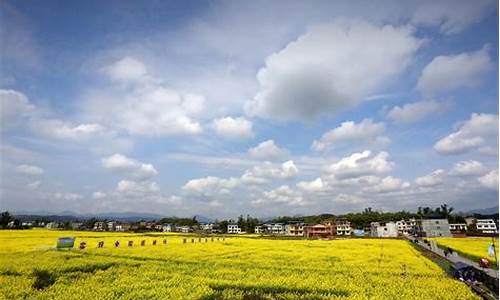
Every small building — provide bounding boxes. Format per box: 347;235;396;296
285;222;304;236
46;222;60;229
177;225;191;233
93;221;106;231
396;219;416;235
115;223;131;232
162;224;174;232
414;218;451;237
254;225;264;234
200;223;214;231
476;219;498;234
227;224;241;234
107;221;116;231
70;222;83;230
370;222;398;238
335;219;351;236
303;223;335;239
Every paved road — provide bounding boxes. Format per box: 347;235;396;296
413;238;499;279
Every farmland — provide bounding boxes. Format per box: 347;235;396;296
430;237;499;266
0;229;480;300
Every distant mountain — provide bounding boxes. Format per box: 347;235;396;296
467;206;499;216
193;215;214;223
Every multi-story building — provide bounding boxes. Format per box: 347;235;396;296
227;224;241;234
449;223;467;232
200;223;214;231
414;218;451;237
115;223;131;232
476;219;498;234
254;225;264;234
285;222;304;236
93;221;105;231
335;219;351;236
107;221;116;231
303;223;335;239
370;222;398;238
162;224;174;232
176;225;191;233
396;218;416;235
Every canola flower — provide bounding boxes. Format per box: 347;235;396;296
0;229;480;299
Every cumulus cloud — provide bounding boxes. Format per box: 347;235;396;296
54;192;84;201
386;100;445;123
116;180;160;197
312;119;389;151
0;89;34;128
417;46;493;96
367;176;410;193
33;119;105;142
212;116;254;139
297;177;325;193
183;176;239;197
92;191;107;200
245;21;423;121
102;154;158;180
103;57;147;82
478;170;498;190
84;58;204;136
251;185;306;207
434;113;498;155
450;160;487;176
415;169;445;187
242;160;298;184
248;140;288;160
16;164;44;176
326;151;394;180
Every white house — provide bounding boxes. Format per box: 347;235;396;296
162;224;173;232
335;220;351;236
227;224;241;234
255;225;264;234
177;225;191;233
396;219;416;235
285;223;304;236
371;222;398;238
200;223;214;231
476;219;498;234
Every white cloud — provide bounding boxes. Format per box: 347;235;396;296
450;160;487;176
33;119;105;142
251;185;306;207
415;169;445;187
92;191;107;200
434;113;498;155
182;176;239;197
102;154;158;180
212;116;254;139
387;100;444;123
417;46;493;96
0;89;34;128
411;0;495;34
245;21;423;121
242;160;298;184
297;177;325;193
478;170;498;190
312;119;388;151
116;180;160;197
16;164;44;176
103;57;147;82
367;176;410;193
85;58;204;136
326;151;394;179
26;181;41;190
54;192;84;201
248;140;288;160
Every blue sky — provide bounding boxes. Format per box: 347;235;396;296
1;0;498;218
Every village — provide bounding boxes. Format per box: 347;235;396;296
11;215;499;239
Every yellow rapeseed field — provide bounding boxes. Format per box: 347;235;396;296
0;229;480;300
430;237;499;265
